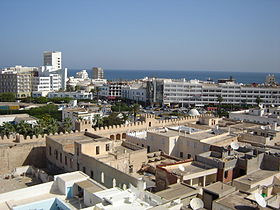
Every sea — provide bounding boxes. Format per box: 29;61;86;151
68;69;280;84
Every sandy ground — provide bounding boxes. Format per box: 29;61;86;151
0;176;41;194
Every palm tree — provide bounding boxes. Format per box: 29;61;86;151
45;118;59;135
15;121;32;137
0;122;16;137
33;119;45;136
255;96;263;107
93;114;103;128
131;104;140;122
93;86;101;102
217;95;223;117
62;118;73;133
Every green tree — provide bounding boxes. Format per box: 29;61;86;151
0;122;16;137
131;104;140;122
45;118;59;134
255;96;263;106
93;114;104;128
92;86;101;101
15;121;32;137
217;95;223;117
33;119;46;136
0;92;16;102
75;85;81;91
62;117;73;133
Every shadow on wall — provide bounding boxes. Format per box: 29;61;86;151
22;146;46;169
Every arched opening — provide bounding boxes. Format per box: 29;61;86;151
110;135;115;140
149;122;152;127
116;134;121;140
101;172;104;183
112;178;116;187
122;133;126;139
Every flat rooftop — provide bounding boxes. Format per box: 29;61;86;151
155;183;197;201
48;132;110;145
233;170;280;187
215;191;271;210
203;182;236;197
55;171;87;182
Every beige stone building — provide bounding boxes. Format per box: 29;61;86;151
46;132;147;189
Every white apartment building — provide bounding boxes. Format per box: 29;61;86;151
122;84;147;102
99;82;127;99
0;66;36;98
43;51;62;70
48;90;93;100
162;79;280;106
76;69;89;79
229;107;280;125
32;66;68;97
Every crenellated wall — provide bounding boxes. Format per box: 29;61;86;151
75;114;213;138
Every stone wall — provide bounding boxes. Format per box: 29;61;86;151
0;141;46;174
75;114;213;138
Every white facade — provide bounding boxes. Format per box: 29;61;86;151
48;90;93;100
161;78;280;106
76;70;89;79
229;107;280;125
62;107;101;129
122;84;147;102
0;66;36;98
43;51;62;70
32;66;68;95
100;82;127;98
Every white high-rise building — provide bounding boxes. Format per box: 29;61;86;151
43;51;62;70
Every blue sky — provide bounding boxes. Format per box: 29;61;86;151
0;0;279;72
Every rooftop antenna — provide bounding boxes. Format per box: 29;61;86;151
190;198;204;210
254;193;267;208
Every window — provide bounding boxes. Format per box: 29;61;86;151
96;146;100;155
129;165;133;173
70;158;73;168
180;152;183;158
77;163;80;170
76;146;79;156
60;153;62;163
55;150;58;160
224;170;229;179
65;156;67;165
105;144;110;151
49;146;52;156
83;167;86;173
90;170;94;178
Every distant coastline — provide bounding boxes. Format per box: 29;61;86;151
68;69;279;84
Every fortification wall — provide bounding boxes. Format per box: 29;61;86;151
76;114;213;137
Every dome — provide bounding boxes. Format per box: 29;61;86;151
188;109;200;116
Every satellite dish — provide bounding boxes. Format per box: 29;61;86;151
231;142;240;150
254;193;266;208
178;165;185;172
260;126;265;130
190;198;204;210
